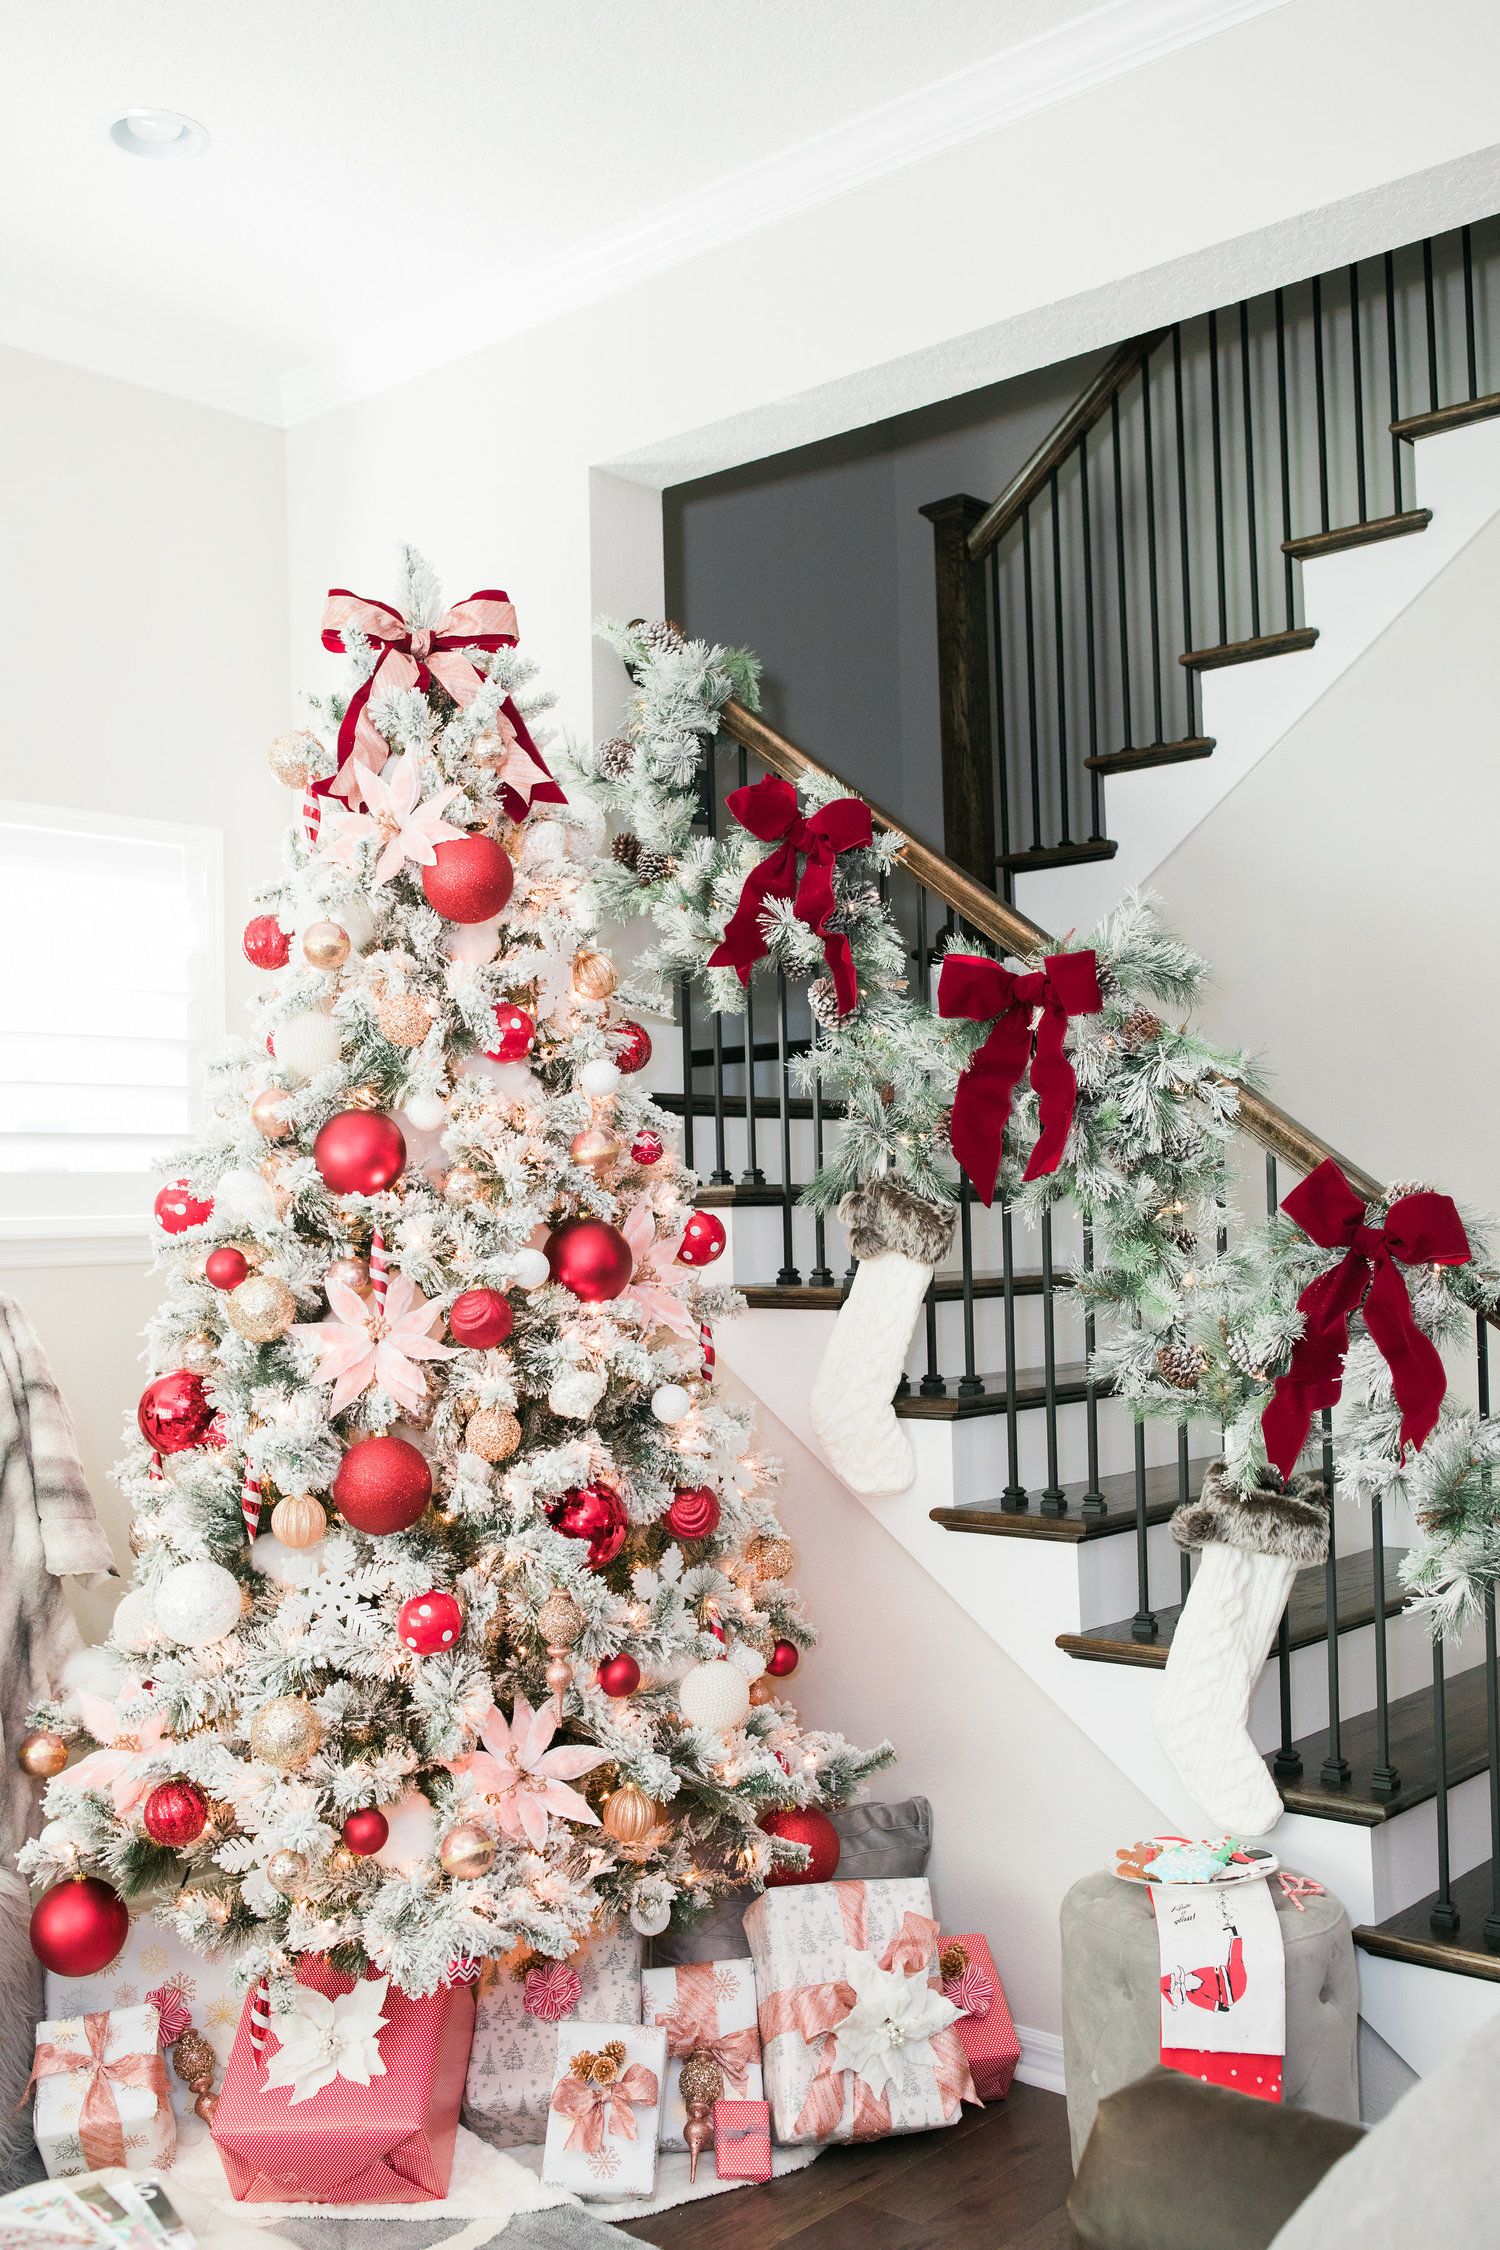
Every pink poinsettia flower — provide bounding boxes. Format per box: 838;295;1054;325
619;1202;698;1342
318;754;466;886
291;1271;456;1415
59;1693;174;1816
452;1693;608;1849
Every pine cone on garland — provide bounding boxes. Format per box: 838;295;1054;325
597;737;636;781
808;975;840;1029
635;846;676;884
1123;1008;1164;1050
633;620;684;662
1224;1331;1269;1382
1156;1340;1207;1391
611;833;642;871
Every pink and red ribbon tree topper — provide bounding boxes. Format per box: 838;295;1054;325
707;774;872;1018
937;949;1102;1203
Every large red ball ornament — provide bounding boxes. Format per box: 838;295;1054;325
766;1639;801;1679
548;1481;629;1570
398;1590;464;1654
142;1780;208;1847
448;1288;514;1350
137;1371;215;1454
242;915;291;970
30;1876;130;1976
486;1005;535;1063
154;1180;213;1235
314;1111;406;1196
597;1653;641;1697
333;1434;432;1535
761;1807;841;1888
421;835;514;924
676;1210;727;1267
664;1485;721;1540
610;1021;652;1074
545;1218;634;1302
205;1246;250;1292
342;1807;389;1856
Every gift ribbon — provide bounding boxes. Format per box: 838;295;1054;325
1261;1159;1470;1477
320;585;531;802
24;2014;170;2169
937;950;1102;1201
144;1984;192;2047
549;2063;659;2156
707;774;872;1017
757;1885;972;2142
942;1963;994;2020
652;1962;761;2095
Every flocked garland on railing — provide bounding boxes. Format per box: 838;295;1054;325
570;621;1500;1636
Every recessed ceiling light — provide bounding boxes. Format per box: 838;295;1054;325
109;109;209;161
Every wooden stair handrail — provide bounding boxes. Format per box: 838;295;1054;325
718;696;1378;1197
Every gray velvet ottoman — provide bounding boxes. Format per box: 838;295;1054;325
1061;1869;1359;2166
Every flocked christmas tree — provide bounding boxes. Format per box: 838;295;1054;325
19;550;887;2001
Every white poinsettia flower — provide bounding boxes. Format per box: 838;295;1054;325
318;754;466;886
264;1976;390;2104
452;1692;608;1849
830;1949;962;2101
291;1271;456;1415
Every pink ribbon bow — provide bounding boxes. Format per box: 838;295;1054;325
942;1963;994;2019
549;2063;660;2156
24;2014;170;2170
938;949;1102;1202
652;1962;761;2095
707;774;872;1017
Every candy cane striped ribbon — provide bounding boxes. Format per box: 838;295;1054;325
241;1467;263;1542
369;1229;388;1313
699;1321;716;1380
447;1955;482;1985
301;794;322;847
249;1978;271;2067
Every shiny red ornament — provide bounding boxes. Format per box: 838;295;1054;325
630;1129;664;1167
142;1780;208;1847
421;835;514;924
760;1806;841;1888
545;1217;634;1302
29;1876;130;1976
314;1110;406;1196
597;1653;641;1697
610;1021;652;1074
333;1433;432;1535
398;1589;464;1654
342;1807;389;1856
665;1485;721;1540
548;1480;629;1569
448;1287;514;1350
676;1210;727;1267
137;1370;215;1454
486;1004;535;1063
154;1179;213;1235
205;1246;250;1292
703;1614;728;1644
766;1639;800;1679
242;915;291;970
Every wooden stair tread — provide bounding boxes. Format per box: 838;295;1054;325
996;838;1118;873
931;1458;1218;1543
1355;1862;1500;1983
1085;737;1215;775
1281;508;1431;561
1391;391;1500;442
894;1361;1092;1419
1273;1654;1492;1826
657;1092;842;1123
690;1183;798;1208
1180;627;1319;670
743;1269;1068;1311
1057;1545;1410;1669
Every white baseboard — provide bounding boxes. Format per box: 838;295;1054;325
1015;2023;1066;2096
0;1215;151;1270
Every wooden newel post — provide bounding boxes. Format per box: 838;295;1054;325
920;494;996;890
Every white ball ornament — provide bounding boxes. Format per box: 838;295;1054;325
578;1058;621;1097
445;916;502;966
61;1646;124;1698
335;893;377;952
373;1788;439;1875
561;796;608;856
403;1092;448;1132
276;1009;343;1084
512;1248;551;1291
629;1895;673;1939
110;1588;161;1653
679;1659;752;1733
651;1383;692;1426
249;1535;322;1587
153;1560;244;1647
215;1167;279;1228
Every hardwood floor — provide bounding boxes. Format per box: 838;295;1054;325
621;2084;1076;2249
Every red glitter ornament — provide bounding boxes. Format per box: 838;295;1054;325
137;1371;215;1454
760;1807;841;1888
314;1110;406;1196
342;1807;389;1857
204;1246;249;1292
486;1004;535;1063
398;1590;464;1654
29;1877;130;1976
548;1481;628;1569
766;1639;800;1678
545;1217;634;1302
630;1129;664;1167
448;1288;514;1350
333;1433;432;1535
664;1485;721;1540
596;1653;641;1698
421;835;514;924
242;915;291;970
676;1210;727;1266
610;1021;652;1074
154;1180;213;1235
142;1780;208;1848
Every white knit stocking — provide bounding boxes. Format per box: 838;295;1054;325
1152;1540;1296;1836
809;1250;935;1497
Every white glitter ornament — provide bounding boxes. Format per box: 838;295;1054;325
444;916;502;966
250;1535;323;1587
335;893;377;952
548;1367;607;1421
110;1588;160;1652
61;1646;124;1697
578;1059;621;1097
276;1010;343;1084
153;1559;243;1647
651;1383;692;1425
216;1167;279;1228
373;1788;439;1875
679;1659;751;1733
512;1248;551;1290
403;1092;448;1132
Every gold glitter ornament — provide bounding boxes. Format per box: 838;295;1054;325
601;1783;658;1846
250;1089;293;1141
378;993;433;1048
249;1696;323;1770
745;1534;795;1583
537;1589;584;1648
270;1493;327;1549
16;1729;68;1779
439;1823;495;1880
571;949;617;1001
302;920;351;971
569;1126;619;1172
172;2031;217;2088
266;730;321;788
678;2049;724;2182
465;1407;521;1462
227;1274;296;1343
266;1848;309;1896
748;1677;778;1707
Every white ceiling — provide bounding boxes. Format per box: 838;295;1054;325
0;0;1287;424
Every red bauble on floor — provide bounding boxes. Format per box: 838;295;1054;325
486;1004;535;1062
545;1217;634;1301
154;1179;213;1235
597;1653;641;1697
205;1246;250;1291
333;1433;432;1535
766;1638;800;1678
137;1370;215;1453
610;1021;652;1073
664;1485;721;1540
421;835;514;923
142;1779;208;1847
341;1807;389;1857
29;1876;130;1975
548;1480;629;1569
761;1806;841;1887
398;1590;464;1653
677;1210;727;1266
242;915;291;970
447;1287;514;1349
314;1110;406;1196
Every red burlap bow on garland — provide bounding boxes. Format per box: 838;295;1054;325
1261;1159;1471;1477
707;774;872;1017
937;949;1103;1202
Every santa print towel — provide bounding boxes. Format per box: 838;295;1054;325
642;1957;763;2151
1152;1881;1285;2101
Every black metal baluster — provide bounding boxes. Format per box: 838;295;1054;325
1080;1222;1105;1517
1463;224;1479;401
1238;298;1262;639
1021;507;1043;850
1348;262;1368;527
1275;289;1297;631
957;1181;982;1399
1140;357;1165;745
1111;391;1134;749
774;970;799;1286
1131;1398;1156;1644
1312;274;1330;532
1049;470;1071;844
1172;325;1196;735
1177;1426;1192;1604
1000;1203;1026;1506
1423;236;1440;413
1209;308;1228;644
1319;1409;1351;1788
809;1071;833;1289
705;742;731;1184
678;973;696;1175
987;553;1014;903
739;975;764;1184
1385;252;1404;516
1431;1633;1460;1933
1038;1209;1065;1513
1080;435;1104;838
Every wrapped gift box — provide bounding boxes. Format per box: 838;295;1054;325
743;1878;974;2147
641;1956;763;2151
540;2022;667;2201
30;2004;175;2179
940;1932;1019;2100
46;1921;238;2123
464;1925;640;2147
713;2097;771;2183
211;1956;475;2203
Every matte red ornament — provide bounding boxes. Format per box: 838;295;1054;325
242;915;291;971
341;1807;389;1857
545;1217;634;1302
142;1780;208;1847
548;1480;629;1569
205;1246;250;1292
610;1021;652;1074
333;1433;432;1535
760;1806;841;1888
398;1589;464;1654
314;1110;406;1196
664;1485;721;1540
486;1004;535;1063
630;1129;664;1167
597;1653;641;1697
137;1370;215;1454
29;1876;130;1976
421;835;514;924
676;1210;727;1267
154;1179;213;1235
448;1287;514;1350
766;1639;800;1678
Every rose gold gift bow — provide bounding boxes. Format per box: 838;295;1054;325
757;1887;974;2142
549;2064;660;2156
652;1961;761;2095
23;2013;170;2168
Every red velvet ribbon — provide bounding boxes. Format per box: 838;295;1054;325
707;775;872;1016
937;950;1102;1201
1261;1159;1470;1476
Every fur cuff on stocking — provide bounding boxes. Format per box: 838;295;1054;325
838;1177;956;1265
1171;1460;1329;1567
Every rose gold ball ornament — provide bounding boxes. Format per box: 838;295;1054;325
17;1729;68;1780
250;1089;294;1141
571;949;618;1002
266;1848;309;1897
266;729;321;788
745;1533;796;1583
172;2026;219;2122
601;1783;659;1847
227;1274;297;1343
270;1493;327;1549
537;1587;584;1718
302;920;351;971
465;1407;521;1463
748;1677;778;1707
570;1126;620;1173
326;1256;369;1294
249;1696;323;1770
439;1823;495;1880
179;1333;217;1373
378;993;433;1048
678;2049;725;2183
